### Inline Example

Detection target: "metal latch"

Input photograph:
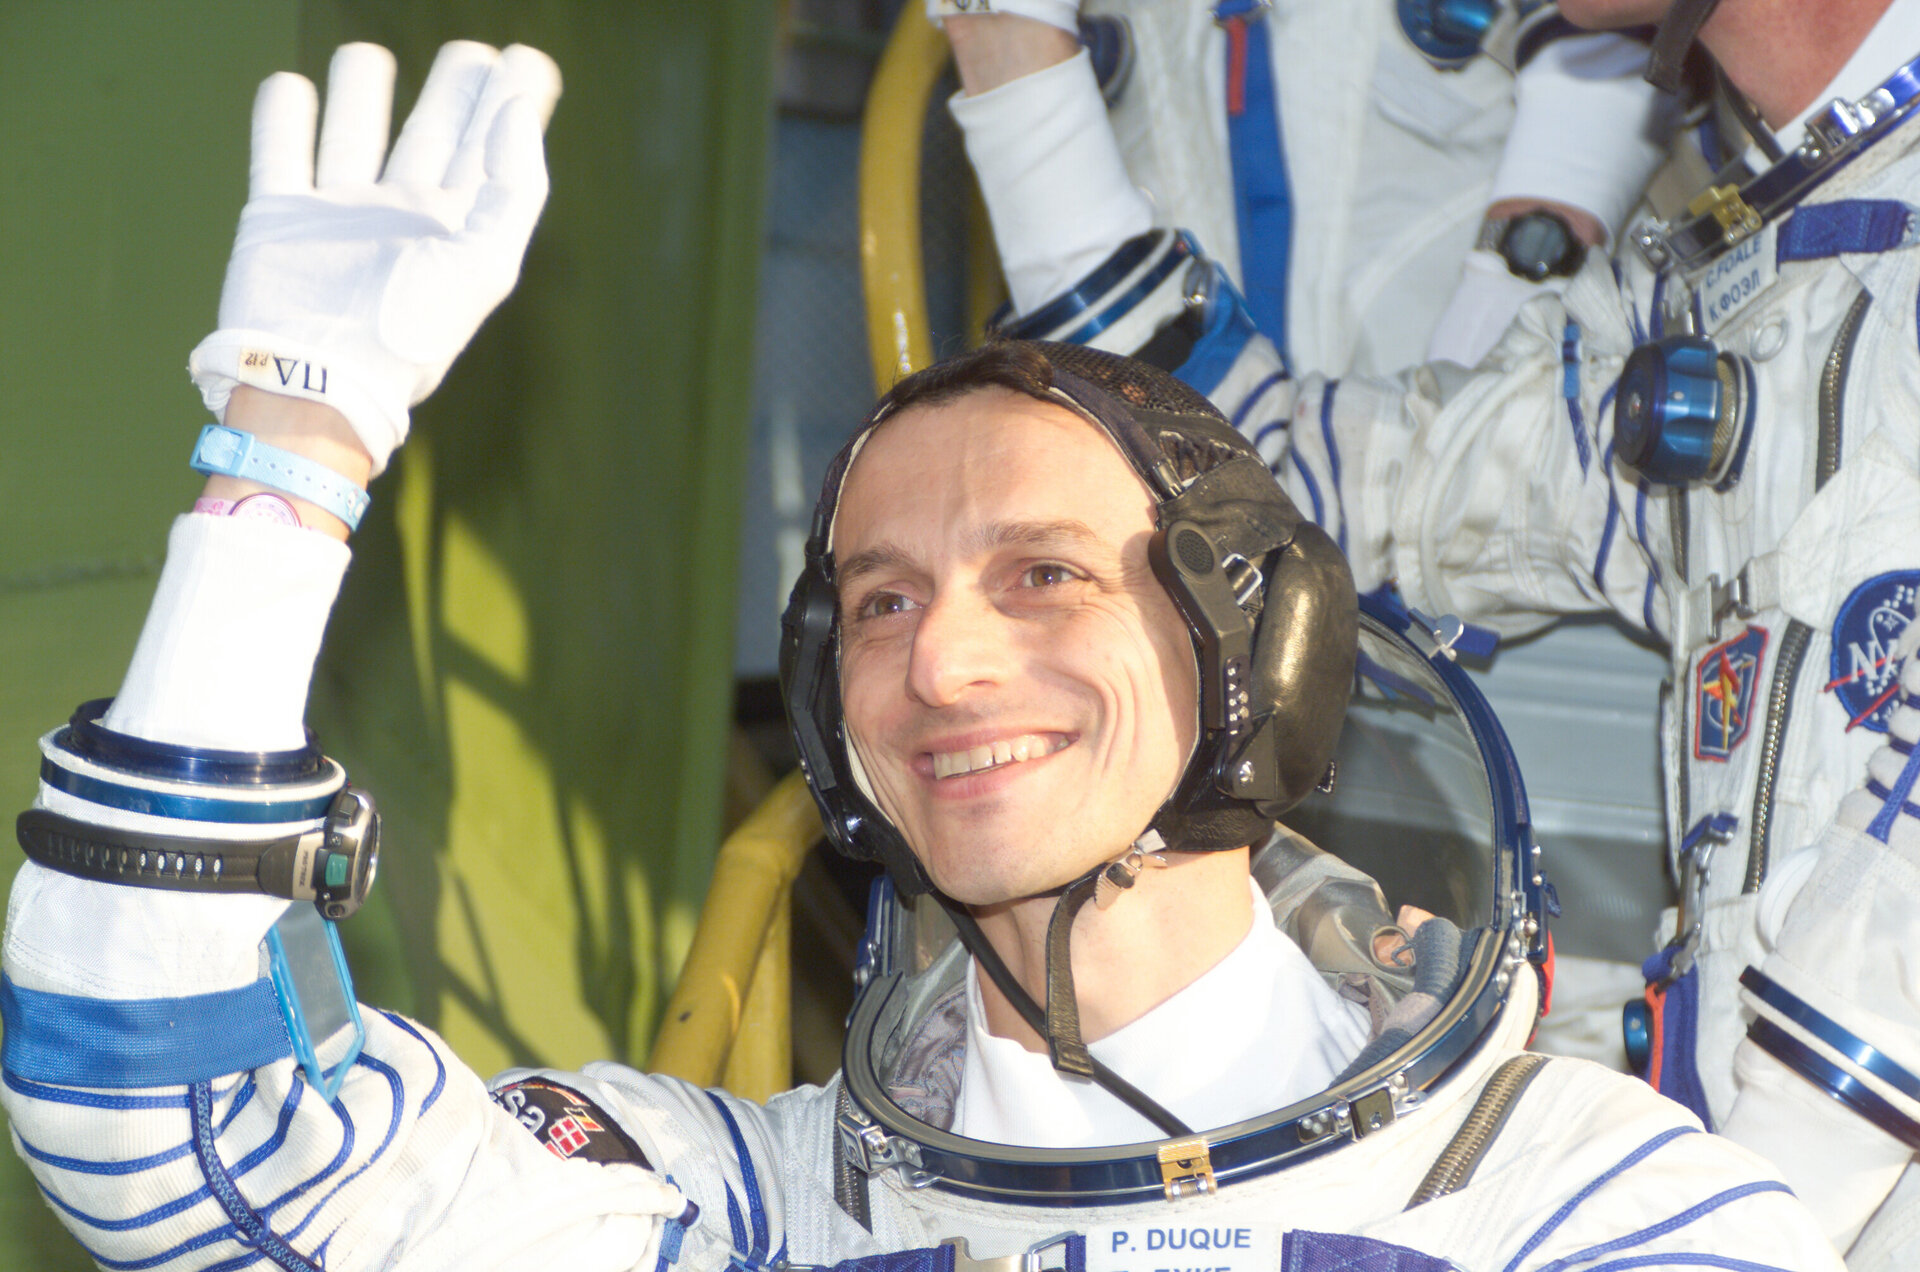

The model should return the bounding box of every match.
[1158,1136,1217,1200]
[937,1234,1079,1272]
[1348,1087,1396,1139]
[836,1106,921,1177]
[1686,184,1763,248]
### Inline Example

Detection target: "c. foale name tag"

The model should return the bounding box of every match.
[1085,1223,1280,1272]
[1699,222,1778,334]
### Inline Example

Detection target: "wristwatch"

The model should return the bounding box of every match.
[17,787,379,921]
[1478,210,1588,283]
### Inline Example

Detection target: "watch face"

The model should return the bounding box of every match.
[1500,213,1580,282]
[231,492,303,527]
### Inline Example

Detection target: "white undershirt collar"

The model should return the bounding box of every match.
[951,878,1371,1148]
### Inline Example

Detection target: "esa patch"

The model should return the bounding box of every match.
[1827,571,1919,734]
[491,1077,650,1167]
[1695,625,1768,762]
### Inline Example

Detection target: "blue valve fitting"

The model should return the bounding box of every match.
[1615,334,1740,486]
[1397,0,1496,64]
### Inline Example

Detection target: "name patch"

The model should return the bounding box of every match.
[1085,1223,1279,1272]
[1695,625,1768,761]
[1699,223,1778,334]
[1826,570,1919,733]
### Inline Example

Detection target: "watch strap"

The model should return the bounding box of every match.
[190,424,370,530]
[18,787,377,919]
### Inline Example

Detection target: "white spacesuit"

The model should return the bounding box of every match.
[941,0,1672,378]
[957,0,1920,1259]
[0,34,1848,1272]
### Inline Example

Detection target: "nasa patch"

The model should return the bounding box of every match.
[1695,625,1768,762]
[1827,570,1920,734]
[491,1077,650,1167]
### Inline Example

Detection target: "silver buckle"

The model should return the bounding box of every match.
[940,1234,1079,1272]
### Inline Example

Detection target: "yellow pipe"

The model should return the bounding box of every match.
[648,771,821,1086]
[860,4,951,393]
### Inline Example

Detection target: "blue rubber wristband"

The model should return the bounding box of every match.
[190,423,370,530]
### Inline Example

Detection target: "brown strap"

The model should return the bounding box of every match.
[1646,0,1725,94]
[1043,872,1102,1077]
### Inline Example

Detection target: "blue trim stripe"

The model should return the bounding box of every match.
[16,1077,253,1176]
[1633,478,1663,633]
[1585,1257,1797,1272]
[379,1010,448,1115]
[1593,442,1620,598]
[1286,449,1325,527]
[1002,234,1160,338]
[278,1054,407,1241]
[706,1092,771,1266]
[1562,323,1592,473]
[1868,739,1920,843]
[1500,1127,1696,1272]
[1319,381,1347,554]
[3,1067,190,1110]
[1742,967,1920,1101]
[1219,0,1293,357]
[65,1216,248,1272]
[1533,1181,1791,1272]
[40,758,335,824]
[1231,370,1289,431]
[1063,240,1192,346]
[0,973,291,1088]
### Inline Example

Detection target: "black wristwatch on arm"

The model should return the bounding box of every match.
[1479,209,1589,282]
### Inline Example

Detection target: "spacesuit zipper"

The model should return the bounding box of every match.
[1403,1053,1549,1207]
[1744,619,1811,892]
[1739,298,1858,892]
[1816,289,1869,489]
[834,1084,874,1231]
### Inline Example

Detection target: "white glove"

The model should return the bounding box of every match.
[190,42,562,476]
[928,0,1079,35]
[1425,248,1555,367]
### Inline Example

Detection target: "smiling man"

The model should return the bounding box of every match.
[0,43,1848,1272]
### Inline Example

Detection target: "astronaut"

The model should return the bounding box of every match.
[0,40,1844,1269]
[939,0,1682,1072]
[939,0,1920,1259]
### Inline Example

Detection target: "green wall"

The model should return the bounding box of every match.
[0,3,773,1266]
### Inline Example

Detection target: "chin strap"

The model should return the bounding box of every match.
[939,872,1193,1139]
[1646,0,1725,94]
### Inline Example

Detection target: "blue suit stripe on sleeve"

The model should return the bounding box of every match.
[1562,324,1592,473]
[18,1077,252,1176]
[1633,478,1663,632]
[18,1131,196,1177]
[377,1010,447,1114]
[1532,1181,1793,1272]
[4,1068,189,1110]
[262,1092,353,1223]
[1500,1127,1696,1272]
[1318,381,1347,554]
[705,1093,771,1265]
[1231,371,1288,431]
[60,1215,246,1271]
[277,1052,407,1239]
[1285,450,1326,528]
[1583,1257,1797,1272]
